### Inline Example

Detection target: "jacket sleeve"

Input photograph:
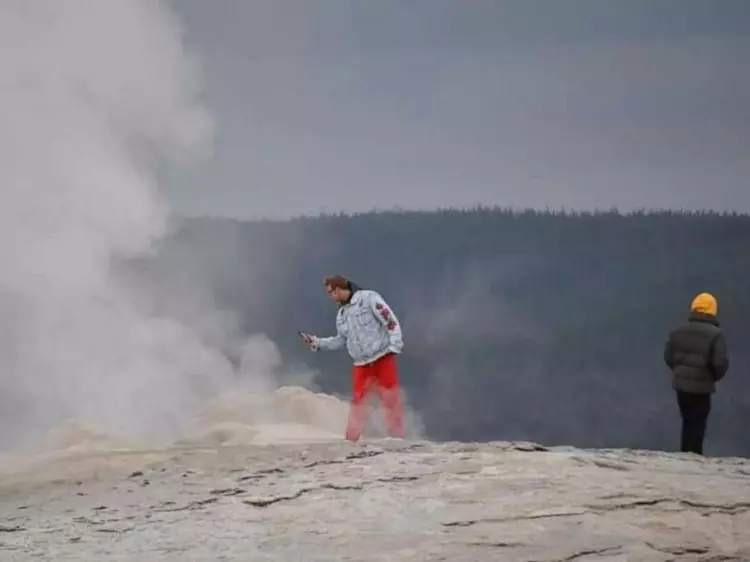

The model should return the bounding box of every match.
[366,291,404,354]
[710,332,729,381]
[663,334,674,369]
[311,315,346,352]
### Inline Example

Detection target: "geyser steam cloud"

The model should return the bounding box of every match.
[0,0,238,447]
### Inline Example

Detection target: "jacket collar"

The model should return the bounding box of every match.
[339,281,362,307]
[689,311,720,327]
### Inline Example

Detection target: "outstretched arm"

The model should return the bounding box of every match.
[308,320,346,352]
[366,291,403,354]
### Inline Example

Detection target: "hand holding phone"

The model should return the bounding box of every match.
[298,331,314,347]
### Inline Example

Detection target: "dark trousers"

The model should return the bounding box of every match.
[676,391,711,455]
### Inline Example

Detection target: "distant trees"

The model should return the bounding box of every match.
[151,208,750,456]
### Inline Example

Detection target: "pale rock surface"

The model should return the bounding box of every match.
[0,436,749,561]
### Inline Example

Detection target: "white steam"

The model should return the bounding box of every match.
[0,2,425,454]
[0,1,238,447]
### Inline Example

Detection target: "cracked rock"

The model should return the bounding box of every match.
[0,439,748,561]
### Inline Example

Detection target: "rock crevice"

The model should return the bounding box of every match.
[0,440,748,561]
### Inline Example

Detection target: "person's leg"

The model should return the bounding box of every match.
[676,391,690,452]
[690,393,711,455]
[678,391,711,455]
[345,364,372,442]
[373,353,405,438]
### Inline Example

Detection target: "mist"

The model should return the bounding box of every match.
[157,210,750,457]
[0,0,277,449]
[0,0,426,452]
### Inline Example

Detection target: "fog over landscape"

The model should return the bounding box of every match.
[0,3,749,560]
[0,0,396,458]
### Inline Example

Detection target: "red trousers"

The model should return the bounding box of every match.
[345,352,405,442]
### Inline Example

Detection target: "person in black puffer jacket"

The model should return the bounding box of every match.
[664,292,729,455]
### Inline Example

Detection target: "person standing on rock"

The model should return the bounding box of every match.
[663,292,729,455]
[300,275,405,442]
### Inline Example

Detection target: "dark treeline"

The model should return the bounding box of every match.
[145,207,750,456]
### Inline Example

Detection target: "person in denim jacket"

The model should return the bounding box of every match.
[301,275,404,442]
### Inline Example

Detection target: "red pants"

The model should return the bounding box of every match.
[345,352,404,442]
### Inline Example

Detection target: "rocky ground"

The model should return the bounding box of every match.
[0,439,748,561]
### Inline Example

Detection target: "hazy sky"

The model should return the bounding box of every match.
[164,0,750,219]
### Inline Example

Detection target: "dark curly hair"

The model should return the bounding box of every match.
[323,275,349,290]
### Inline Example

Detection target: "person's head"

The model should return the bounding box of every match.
[324,275,351,304]
[691,292,718,316]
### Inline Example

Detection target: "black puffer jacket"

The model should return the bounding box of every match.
[664,312,729,394]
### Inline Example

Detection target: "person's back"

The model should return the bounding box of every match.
[664,292,729,455]
[666,313,726,395]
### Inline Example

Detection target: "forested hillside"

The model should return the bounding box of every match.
[142,208,750,457]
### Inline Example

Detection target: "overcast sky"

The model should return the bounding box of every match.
[163,0,750,220]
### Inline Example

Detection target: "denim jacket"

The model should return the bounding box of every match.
[311,287,403,366]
